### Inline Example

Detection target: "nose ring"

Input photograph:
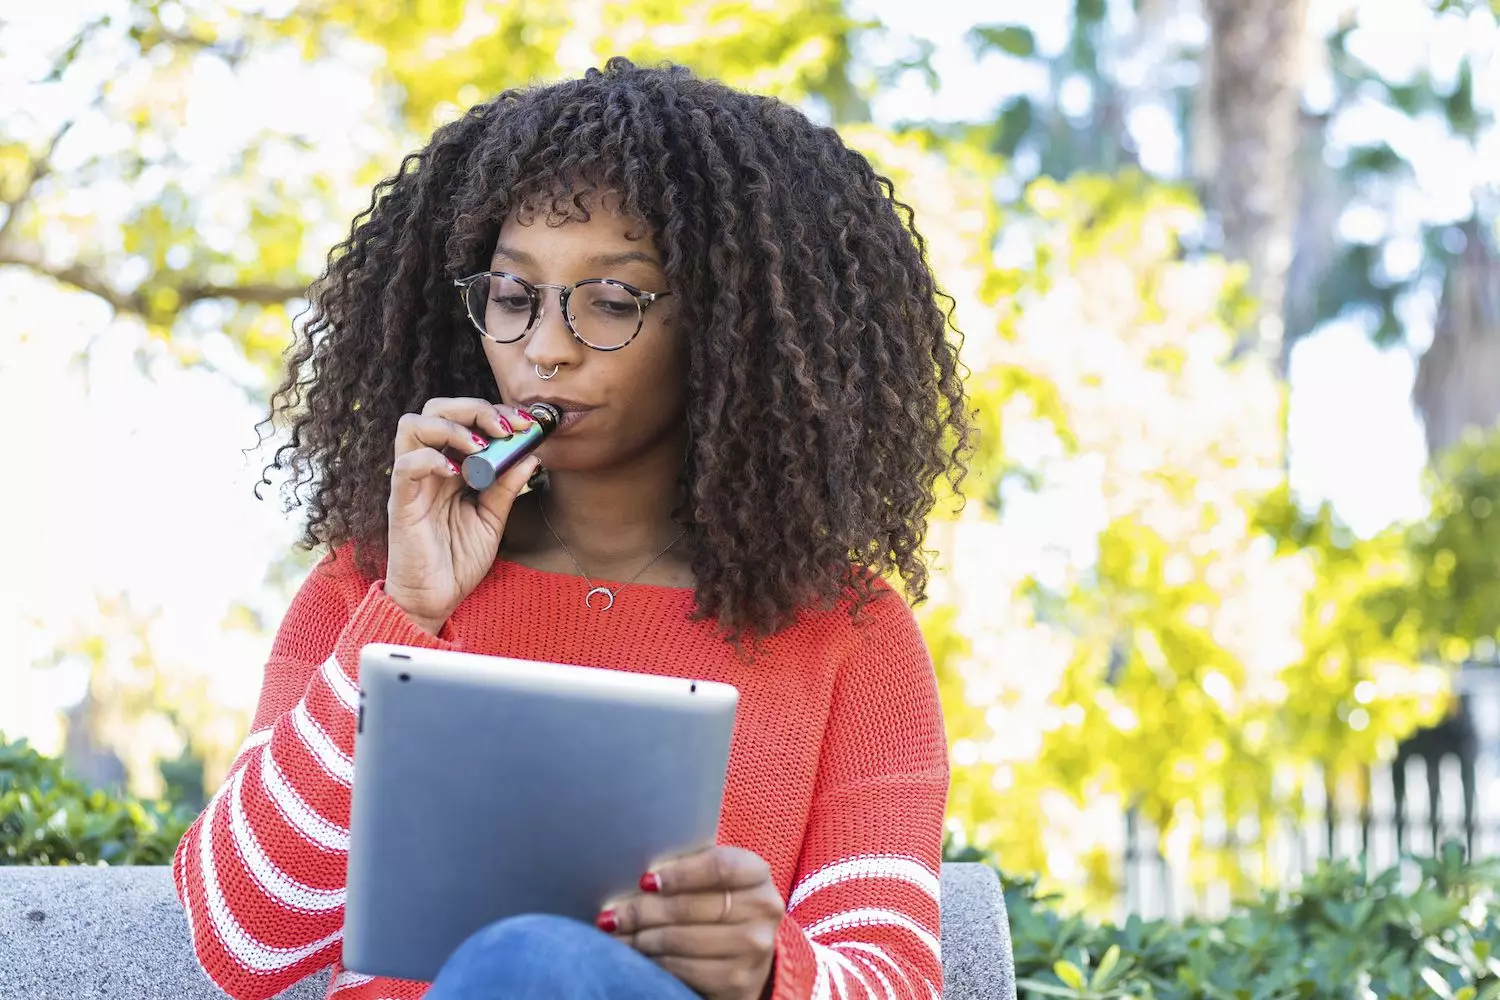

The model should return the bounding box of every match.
[536,364,559,380]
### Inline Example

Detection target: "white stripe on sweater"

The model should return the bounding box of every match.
[811,953,833,1000]
[291,700,353,785]
[261,741,350,852]
[195,789,343,971]
[839,947,900,999]
[832,942,917,995]
[825,950,851,1000]
[235,728,274,759]
[789,855,940,913]
[226,765,344,912]
[331,970,375,992]
[805,908,941,963]
[815,941,887,999]
[321,654,360,713]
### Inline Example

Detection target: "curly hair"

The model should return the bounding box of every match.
[257,57,970,639]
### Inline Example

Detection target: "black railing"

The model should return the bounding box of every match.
[1120,665,1500,918]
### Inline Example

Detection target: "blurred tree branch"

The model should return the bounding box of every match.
[0,245,306,314]
[0,117,77,249]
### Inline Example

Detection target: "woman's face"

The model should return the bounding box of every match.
[484,195,686,473]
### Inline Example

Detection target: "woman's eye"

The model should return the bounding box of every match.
[490,295,531,312]
[592,300,635,317]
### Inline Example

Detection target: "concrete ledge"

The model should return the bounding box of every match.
[0,863,1015,999]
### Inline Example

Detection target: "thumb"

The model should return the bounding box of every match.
[474,455,542,525]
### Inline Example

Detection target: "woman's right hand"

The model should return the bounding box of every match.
[383,397,542,635]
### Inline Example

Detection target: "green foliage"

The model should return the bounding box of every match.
[0,734,189,866]
[927,168,1458,910]
[1258,424,1500,666]
[1398,427,1500,657]
[9,1,1495,913]
[997,842,1500,1000]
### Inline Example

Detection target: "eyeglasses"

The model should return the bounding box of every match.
[453,271,672,352]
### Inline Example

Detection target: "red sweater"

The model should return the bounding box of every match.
[173,544,948,999]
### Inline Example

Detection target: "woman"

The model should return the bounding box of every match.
[174,57,970,1000]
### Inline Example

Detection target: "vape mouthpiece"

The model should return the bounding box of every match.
[524,401,562,426]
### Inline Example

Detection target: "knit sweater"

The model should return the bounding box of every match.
[173,543,949,1000]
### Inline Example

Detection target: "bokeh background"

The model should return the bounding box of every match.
[3,0,1498,924]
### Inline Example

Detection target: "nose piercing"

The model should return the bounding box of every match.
[536,364,559,380]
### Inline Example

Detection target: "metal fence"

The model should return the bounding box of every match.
[1121,665,1500,919]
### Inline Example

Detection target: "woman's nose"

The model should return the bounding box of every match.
[524,294,578,371]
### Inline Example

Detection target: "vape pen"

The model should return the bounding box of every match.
[461,402,561,490]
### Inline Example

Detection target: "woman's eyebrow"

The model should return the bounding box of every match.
[584,249,662,269]
[490,244,662,270]
[490,244,536,267]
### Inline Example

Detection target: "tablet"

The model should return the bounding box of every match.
[342,642,739,982]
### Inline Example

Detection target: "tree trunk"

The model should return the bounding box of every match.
[1413,219,1500,456]
[1198,0,1311,371]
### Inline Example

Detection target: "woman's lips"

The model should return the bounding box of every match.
[556,406,592,429]
[529,405,593,433]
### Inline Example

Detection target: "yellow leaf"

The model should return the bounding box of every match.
[1054,960,1086,991]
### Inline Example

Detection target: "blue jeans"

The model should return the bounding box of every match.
[424,914,702,999]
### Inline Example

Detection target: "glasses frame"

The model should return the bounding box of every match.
[453,270,672,353]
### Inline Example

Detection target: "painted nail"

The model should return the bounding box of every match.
[595,909,617,933]
[494,415,513,437]
[510,408,533,425]
[471,433,488,449]
[639,872,661,893]
[447,458,460,476]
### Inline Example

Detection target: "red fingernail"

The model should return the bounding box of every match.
[595,909,617,933]
[495,415,513,436]
[640,872,661,893]
[447,458,461,476]
[471,433,488,448]
[511,408,533,425]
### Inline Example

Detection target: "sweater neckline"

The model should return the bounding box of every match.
[492,555,697,599]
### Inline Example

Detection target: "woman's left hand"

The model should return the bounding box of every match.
[601,846,784,1000]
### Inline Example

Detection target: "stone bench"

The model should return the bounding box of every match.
[0,863,1015,999]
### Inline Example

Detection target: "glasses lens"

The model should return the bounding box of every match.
[469,274,532,343]
[568,281,642,349]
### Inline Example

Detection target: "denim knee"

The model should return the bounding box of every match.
[430,912,695,999]
[462,912,594,955]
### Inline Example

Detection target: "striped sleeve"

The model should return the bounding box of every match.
[770,590,949,1000]
[172,550,460,1000]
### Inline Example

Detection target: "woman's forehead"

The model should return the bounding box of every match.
[497,191,658,261]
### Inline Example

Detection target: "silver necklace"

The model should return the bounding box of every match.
[538,504,686,612]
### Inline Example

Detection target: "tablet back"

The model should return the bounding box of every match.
[343,642,738,982]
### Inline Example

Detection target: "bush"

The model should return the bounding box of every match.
[0,733,190,865]
[8,733,1500,1000]
[1002,841,1500,1000]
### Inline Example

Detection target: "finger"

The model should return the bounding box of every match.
[394,411,493,461]
[650,847,772,896]
[473,454,542,524]
[650,955,761,997]
[609,889,748,933]
[497,403,536,433]
[388,449,460,508]
[620,923,749,959]
[418,396,517,440]
[420,395,515,434]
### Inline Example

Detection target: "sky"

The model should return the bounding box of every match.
[0,0,1486,757]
